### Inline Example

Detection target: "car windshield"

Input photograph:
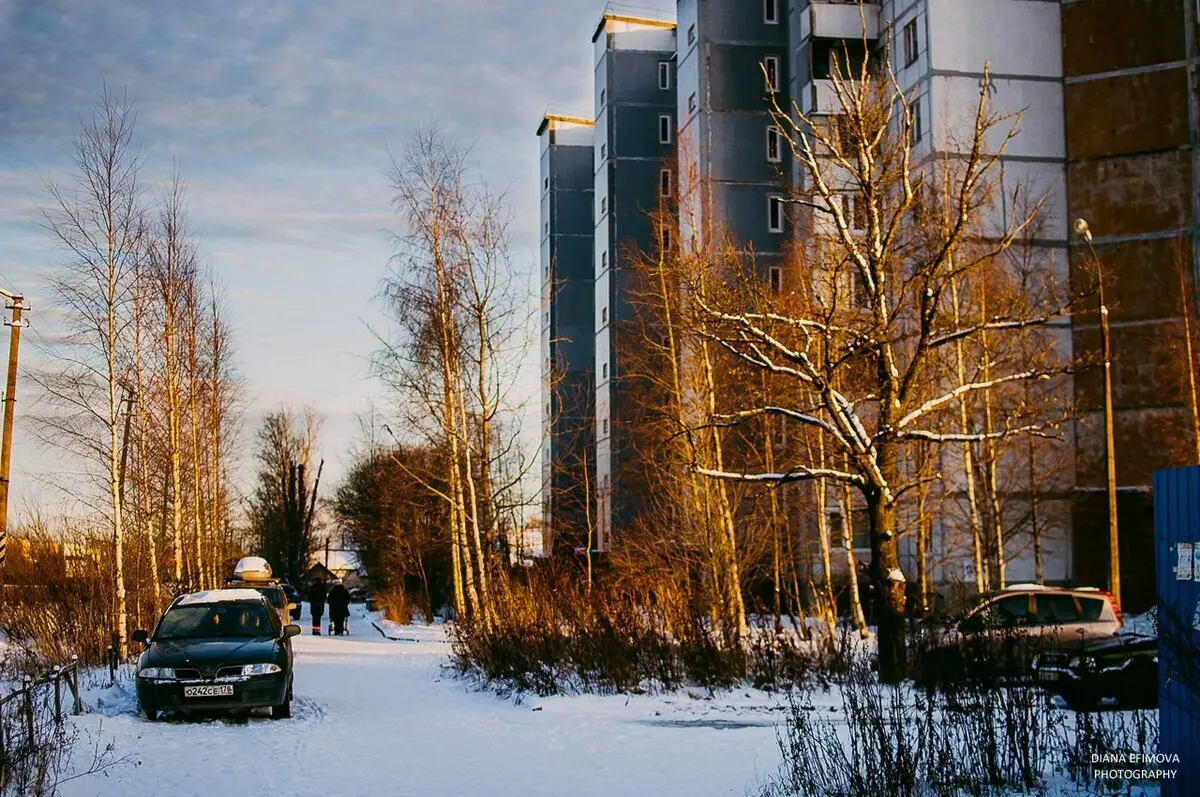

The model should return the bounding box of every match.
[156,602,277,640]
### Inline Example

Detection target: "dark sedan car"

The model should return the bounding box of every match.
[132,589,300,721]
[1033,632,1158,710]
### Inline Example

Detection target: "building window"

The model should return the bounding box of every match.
[600,143,606,159]
[601,251,608,270]
[600,197,607,215]
[662,227,672,249]
[660,169,671,197]
[658,61,671,90]
[767,196,784,233]
[658,114,672,144]
[766,125,781,162]
[912,97,923,143]
[543,177,548,191]
[544,221,549,235]
[602,473,610,491]
[687,24,695,45]
[903,19,918,67]
[768,266,783,294]
[764,0,779,24]
[687,92,697,113]
[603,418,609,435]
[602,363,608,379]
[600,88,606,107]
[601,306,608,324]
[764,56,780,93]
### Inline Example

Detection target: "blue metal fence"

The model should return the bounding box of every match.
[1153,466,1200,795]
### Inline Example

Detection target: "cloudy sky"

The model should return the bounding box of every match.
[0,0,674,516]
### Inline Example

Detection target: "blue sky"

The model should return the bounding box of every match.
[0,0,675,517]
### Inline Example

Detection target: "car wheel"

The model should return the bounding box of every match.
[141,701,159,722]
[271,695,292,720]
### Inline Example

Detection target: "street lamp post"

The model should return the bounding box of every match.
[1074,218,1120,606]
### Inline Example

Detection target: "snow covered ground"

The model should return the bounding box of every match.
[59,604,785,797]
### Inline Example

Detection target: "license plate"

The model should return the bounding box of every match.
[1038,670,1060,682]
[183,684,234,698]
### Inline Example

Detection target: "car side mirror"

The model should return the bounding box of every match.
[131,629,149,645]
[284,624,301,638]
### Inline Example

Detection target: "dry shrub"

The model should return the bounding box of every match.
[1,526,118,668]
[764,635,1161,796]
[377,587,415,624]
[450,569,814,695]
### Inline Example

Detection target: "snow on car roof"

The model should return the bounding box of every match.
[175,589,270,606]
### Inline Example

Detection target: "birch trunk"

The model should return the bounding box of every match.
[949,274,987,592]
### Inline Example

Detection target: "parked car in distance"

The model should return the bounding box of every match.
[223,557,298,627]
[918,584,1123,684]
[1033,632,1158,710]
[132,589,300,721]
[281,583,302,620]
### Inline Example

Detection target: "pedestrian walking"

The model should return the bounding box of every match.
[328,579,351,636]
[308,579,327,635]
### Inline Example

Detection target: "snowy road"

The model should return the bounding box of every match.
[61,605,783,797]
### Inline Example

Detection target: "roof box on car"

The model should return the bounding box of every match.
[232,556,273,582]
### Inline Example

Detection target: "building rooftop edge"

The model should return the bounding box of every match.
[590,13,677,43]
[536,114,595,137]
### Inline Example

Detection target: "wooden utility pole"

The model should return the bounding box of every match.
[0,291,27,587]
[1075,218,1121,605]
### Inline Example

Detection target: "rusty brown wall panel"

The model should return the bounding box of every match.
[1071,491,1156,610]
[1074,405,1195,487]
[1069,236,1192,321]
[1067,149,1192,236]
[1062,0,1187,77]
[1073,320,1192,409]
[1065,67,1190,159]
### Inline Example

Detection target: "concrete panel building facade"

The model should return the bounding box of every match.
[1063,0,1200,611]
[592,14,678,548]
[539,115,596,557]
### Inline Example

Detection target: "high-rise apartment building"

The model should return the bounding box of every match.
[790,0,1075,588]
[592,13,677,548]
[539,1,1194,607]
[539,114,596,557]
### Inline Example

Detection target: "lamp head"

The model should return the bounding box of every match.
[1072,218,1092,243]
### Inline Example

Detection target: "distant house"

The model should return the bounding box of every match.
[303,549,367,590]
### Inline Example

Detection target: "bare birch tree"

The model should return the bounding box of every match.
[677,46,1076,679]
[34,87,144,656]
[377,126,532,629]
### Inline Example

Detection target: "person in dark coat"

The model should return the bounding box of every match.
[327,580,351,636]
[308,579,327,635]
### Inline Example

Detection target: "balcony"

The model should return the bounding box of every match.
[799,1,880,42]
[798,79,842,116]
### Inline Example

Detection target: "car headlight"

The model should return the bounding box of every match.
[138,667,175,680]
[241,663,282,676]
